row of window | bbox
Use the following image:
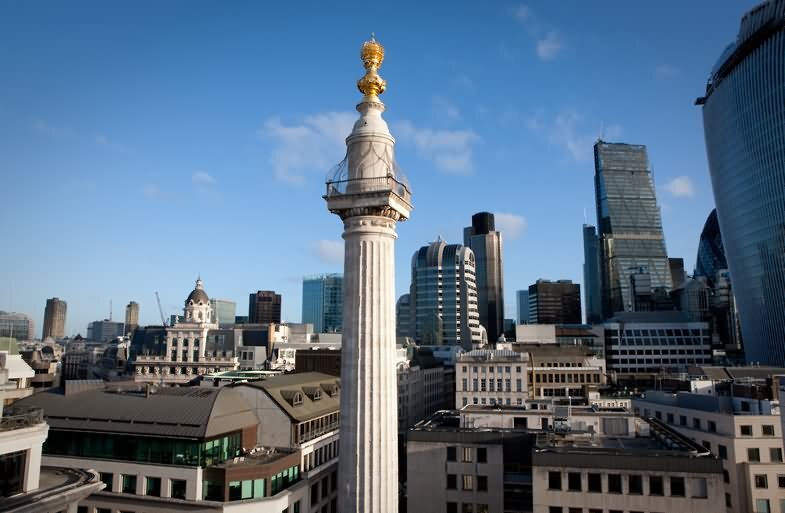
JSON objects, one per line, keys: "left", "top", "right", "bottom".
{"left": 310, "top": 471, "right": 338, "bottom": 507}
{"left": 98, "top": 472, "right": 185, "bottom": 499}
{"left": 547, "top": 508, "right": 683, "bottom": 513}
{"left": 753, "top": 474, "right": 785, "bottom": 489}
{"left": 462, "top": 396, "right": 524, "bottom": 406}
{"left": 546, "top": 471, "right": 707, "bottom": 498}
{"left": 303, "top": 440, "right": 339, "bottom": 471}
{"left": 534, "top": 373, "right": 601, "bottom": 384}
{"left": 446, "top": 446, "right": 488, "bottom": 463}
{"left": 462, "top": 365, "right": 523, "bottom": 374}
{"left": 463, "top": 378, "right": 522, "bottom": 392}
{"left": 645, "top": 406, "right": 779, "bottom": 438}
{"left": 445, "top": 502, "right": 488, "bottom": 513}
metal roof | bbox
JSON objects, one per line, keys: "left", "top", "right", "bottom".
{"left": 235, "top": 372, "right": 340, "bottom": 422}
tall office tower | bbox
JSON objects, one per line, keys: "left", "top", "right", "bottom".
{"left": 409, "top": 239, "right": 483, "bottom": 348}
{"left": 301, "top": 274, "right": 343, "bottom": 333}
{"left": 516, "top": 290, "right": 530, "bottom": 324}
{"left": 694, "top": 209, "right": 727, "bottom": 287}
{"left": 42, "top": 297, "right": 67, "bottom": 339}
{"left": 209, "top": 298, "right": 237, "bottom": 326}
{"left": 528, "top": 279, "right": 582, "bottom": 325}
{"left": 86, "top": 320, "right": 125, "bottom": 341}
{"left": 669, "top": 258, "right": 686, "bottom": 289}
{"left": 396, "top": 293, "right": 411, "bottom": 338}
{"left": 594, "top": 141, "right": 672, "bottom": 318}
{"left": 125, "top": 301, "right": 139, "bottom": 335}
{"left": 248, "top": 291, "right": 281, "bottom": 324}
{"left": 0, "top": 311, "right": 35, "bottom": 341}
{"left": 699, "top": 1, "right": 785, "bottom": 365}
{"left": 463, "top": 212, "right": 504, "bottom": 341}
{"left": 324, "top": 37, "right": 412, "bottom": 512}
{"left": 582, "top": 224, "right": 602, "bottom": 323}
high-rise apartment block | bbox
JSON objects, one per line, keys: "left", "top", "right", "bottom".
{"left": 594, "top": 141, "right": 672, "bottom": 318}
{"left": 528, "top": 279, "right": 581, "bottom": 325}
{"left": 582, "top": 223, "right": 602, "bottom": 324}
{"left": 124, "top": 301, "right": 139, "bottom": 335}
{"left": 210, "top": 298, "right": 237, "bottom": 326}
{"left": 42, "top": 297, "right": 67, "bottom": 339}
{"left": 0, "top": 311, "right": 35, "bottom": 341}
{"left": 248, "top": 291, "right": 281, "bottom": 324}
{"left": 464, "top": 212, "right": 505, "bottom": 341}
{"left": 410, "top": 239, "right": 483, "bottom": 348}
{"left": 301, "top": 274, "right": 343, "bottom": 333}
{"left": 699, "top": 1, "right": 785, "bottom": 365}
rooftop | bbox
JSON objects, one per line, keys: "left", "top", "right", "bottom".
{"left": 234, "top": 372, "right": 340, "bottom": 422}
{"left": 0, "top": 467, "right": 104, "bottom": 513}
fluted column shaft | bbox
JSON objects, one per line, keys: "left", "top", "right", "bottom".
{"left": 338, "top": 215, "right": 399, "bottom": 513}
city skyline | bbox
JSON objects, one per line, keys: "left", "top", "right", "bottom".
{"left": 0, "top": 1, "right": 758, "bottom": 336}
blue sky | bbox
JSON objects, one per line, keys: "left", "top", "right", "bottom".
{"left": 0, "top": 1, "right": 758, "bottom": 336}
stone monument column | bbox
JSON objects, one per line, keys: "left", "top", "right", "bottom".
{"left": 325, "top": 36, "right": 413, "bottom": 513}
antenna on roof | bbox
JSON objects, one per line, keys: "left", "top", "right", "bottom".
{"left": 598, "top": 120, "right": 605, "bottom": 142}
{"left": 583, "top": 208, "right": 588, "bottom": 225}
{"left": 109, "top": 299, "right": 113, "bottom": 321}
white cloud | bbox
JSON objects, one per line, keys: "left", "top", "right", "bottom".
{"left": 192, "top": 170, "right": 216, "bottom": 187}
{"left": 544, "top": 110, "right": 622, "bottom": 162}
{"left": 312, "top": 240, "right": 344, "bottom": 265}
{"left": 664, "top": 176, "right": 694, "bottom": 198}
{"left": 495, "top": 212, "right": 528, "bottom": 240}
{"left": 511, "top": 4, "right": 530, "bottom": 23}
{"left": 395, "top": 121, "right": 480, "bottom": 175}
{"left": 143, "top": 183, "right": 161, "bottom": 198}
{"left": 260, "top": 112, "right": 356, "bottom": 185}
{"left": 432, "top": 96, "right": 461, "bottom": 122}
{"left": 536, "top": 31, "right": 563, "bottom": 61}
{"left": 655, "top": 64, "right": 680, "bottom": 80}
{"left": 29, "top": 118, "right": 69, "bottom": 138}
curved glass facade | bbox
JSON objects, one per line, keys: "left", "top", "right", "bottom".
{"left": 701, "top": 0, "right": 785, "bottom": 365}
{"left": 694, "top": 209, "right": 727, "bottom": 285}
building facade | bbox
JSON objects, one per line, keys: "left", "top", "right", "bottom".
{"left": 86, "top": 320, "right": 125, "bottom": 342}
{"left": 694, "top": 209, "right": 728, "bottom": 284}
{"left": 582, "top": 224, "right": 602, "bottom": 324}
{"left": 125, "top": 301, "right": 139, "bottom": 335}
{"left": 464, "top": 212, "right": 505, "bottom": 342}
{"left": 594, "top": 141, "right": 672, "bottom": 318}
{"left": 699, "top": 1, "right": 785, "bottom": 365}
{"left": 248, "top": 291, "right": 281, "bottom": 325}
{"left": 410, "top": 239, "right": 483, "bottom": 348}
{"left": 456, "top": 349, "right": 529, "bottom": 407}
{"left": 528, "top": 280, "right": 581, "bottom": 325}
{"left": 516, "top": 290, "right": 529, "bottom": 325}
{"left": 301, "top": 274, "right": 343, "bottom": 333}
{"left": 42, "top": 297, "right": 67, "bottom": 340}
{"left": 210, "top": 299, "right": 237, "bottom": 326}
{"left": 0, "top": 312, "right": 34, "bottom": 342}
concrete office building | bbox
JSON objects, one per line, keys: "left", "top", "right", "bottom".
{"left": 516, "top": 290, "right": 530, "bottom": 325}
{"left": 397, "top": 353, "right": 449, "bottom": 430}
{"left": 125, "top": 301, "right": 139, "bottom": 335}
{"left": 594, "top": 142, "right": 672, "bottom": 318}
{"left": 42, "top": 297, "right": 67, "bottom": 339}
{"left": 0, "top": 338, "right": 34, "bottom": 405}
{"left": 86, "top": 319, "right": 125, "bottom": 342}
{"left": 301, "top": 274, "right": 343, "bottom": 333}
{"left": 210, "top": 299, "right": 237, "bottom": 326}
{"left": 634, "top": 386, "right": 785, "bottom": 513}
{"left": 410, "top": 239, "right": 483, "bottom": 348}
{"left": 464, "top": 212, "right": 505, "bottom": 341}
{"left": 670, "top": 257, "right": 687, "bottom": 289}
{"left": 528, "top": 280, "right": 581, "bottom": 325}
{"left": 582, "top": 224, "right": 602, "bottom": 324}
{"left": 699, "top": 0, "right": 785, "bottom": 365}
{"left": 396, "top": 293, "right": 411, "bottom": 338}
{"left": 248, "top": 291, "right": 281, "bottom": 325}
{"left": 0, "top": 312, "right": 35, "bottom": 342}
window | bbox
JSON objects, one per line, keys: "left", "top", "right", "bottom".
{"left": 99, "top": 472, "right": 113, "bottom": 491}
{"left": 548, "top": 471, "right": 562, "bottom": 490}
{"left": 778, "top": 475, "right": 785, "bottom": 488}
{"left": 770, "top": 448, "right": 783, "bottom": 462}
{"left": 702, "top": 441, "right": 711, "bottom": 451}
{"left": 549, "top": 508, "right": 562, "bottom": 513}
{"left": 741, "top": 425, "right": 753, "bottom": 436}
{"left": 447, "top": 446, "right": 456, "bottom": 461}
{"left": 122, "top": 474, "right": 137, "bottom": 494}
{"left": 763, "top": 425, "right": 775, "bottom": 436}
{"left": 477, "top": 447, "right": 487, "bottom": 463}
{"left": 708, "top": 420, "right": 717, "bottom": 433}
{"left": 723, "top": 470, "right": 730, "bottom": 483}
{"left": 446, "top": 474, "right": 456, "bottom": 490}
{"left": 667, "top": 413, "right": 674, "bottom": 424}
{"left": 146, "top": 476, "right": 161, "bottom": 497}
{"left": 587, "top": 473, "right": 602, "bottom": 492}
{"left": 516, "top": 379, "right": 522, "bottom": 392}
{"left": 462, "top": 447, "right": 472, "bottom": 462}
{"left": 749, "top": 448, "right": 761, "bottom": 462}
{"left": 693, "top": 418, "right": 701, "bottom": 430}
{"left": 755, "top": 475, "right": 769, "bottom": 488}
{"left": 628, "top": 474, "right": 642, "bottom": 494}
{"left": 332, "top": 471, "right": 337, "bottom": 491}
{"left": 755, "top": 499, "right": 770, "bottom": 513}
{"left": 679, "top": 415, "right": 687, "bottom": 426}
{"left": 462, "top": 475, "right": 473, "bottom": 491}
{"left": 478, "top": 475, "right": 488, "bottom": 492}
{"left": 692, "top": 477, "right": 707, "bottom": 498}
{"left": 718, "top": 444, "right": 728, "bottom": 459}
{"left": 447, "top": 503, "right": 458, "bottom": 513}
{"left": 567, "top": 472, "right": 581, "bottom": 491}
{"left": 670, "top": 476, "right": 685, "bottom": 497}
{"left": 608, "top": 474, "right": 622, "bottom": 493}
{"left": 725, "top": 493, "right": 732, "bottom": 508}
{"left": 311, "top": 483, "right": 319, "bottom": 506}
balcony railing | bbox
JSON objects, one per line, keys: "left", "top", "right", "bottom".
{"left": 326, "top": 175, "right": 411, "bottom": 203}
{"left": 0, "top": 406, "right": 45, "bottom": 431}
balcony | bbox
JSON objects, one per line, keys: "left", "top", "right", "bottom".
{"left": 326, "top": 174, "right": 411, "bottom": 204}
{"left": 0, "top": 406, "right": 44, "bottom": 432}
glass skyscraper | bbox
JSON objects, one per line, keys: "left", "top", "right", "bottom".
{"left": 582, "top": 224, "right": 602, "bottom": 323}
{"left": 594, "top": 141, "right": 672, "bottom": 318}
{"left": 699, "top": 0, "right": 785, "bottom": 365}
{"left": 463, "top": 212, "right": 504, "bottom": 341}
{"left": 694, "top": 209, "right": 727, "bottom": 286}
{"left": 301, "top": 274, "right": 343, "bottom": 333}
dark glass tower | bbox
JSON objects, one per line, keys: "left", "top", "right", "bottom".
{"left": 463, "top": 212, "right": 505, "bottom": 341}
{"left": 699, "top": 0, "right": 785, "bottom": 365}
{"left": 594, "top": 141, "right": 672, "bottom": 318}
{"left": 694, "top": 209, "right": 727, "bottom": 286}
{"left": 582, "top": 224, "right": 602, "bottom": 323}
{"left": 528, "top": 279, "right": 581, "bottom": 325}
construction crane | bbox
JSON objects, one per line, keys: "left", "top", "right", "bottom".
{"left": 155, "top": 291, "right": 168, "bottom": 326}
